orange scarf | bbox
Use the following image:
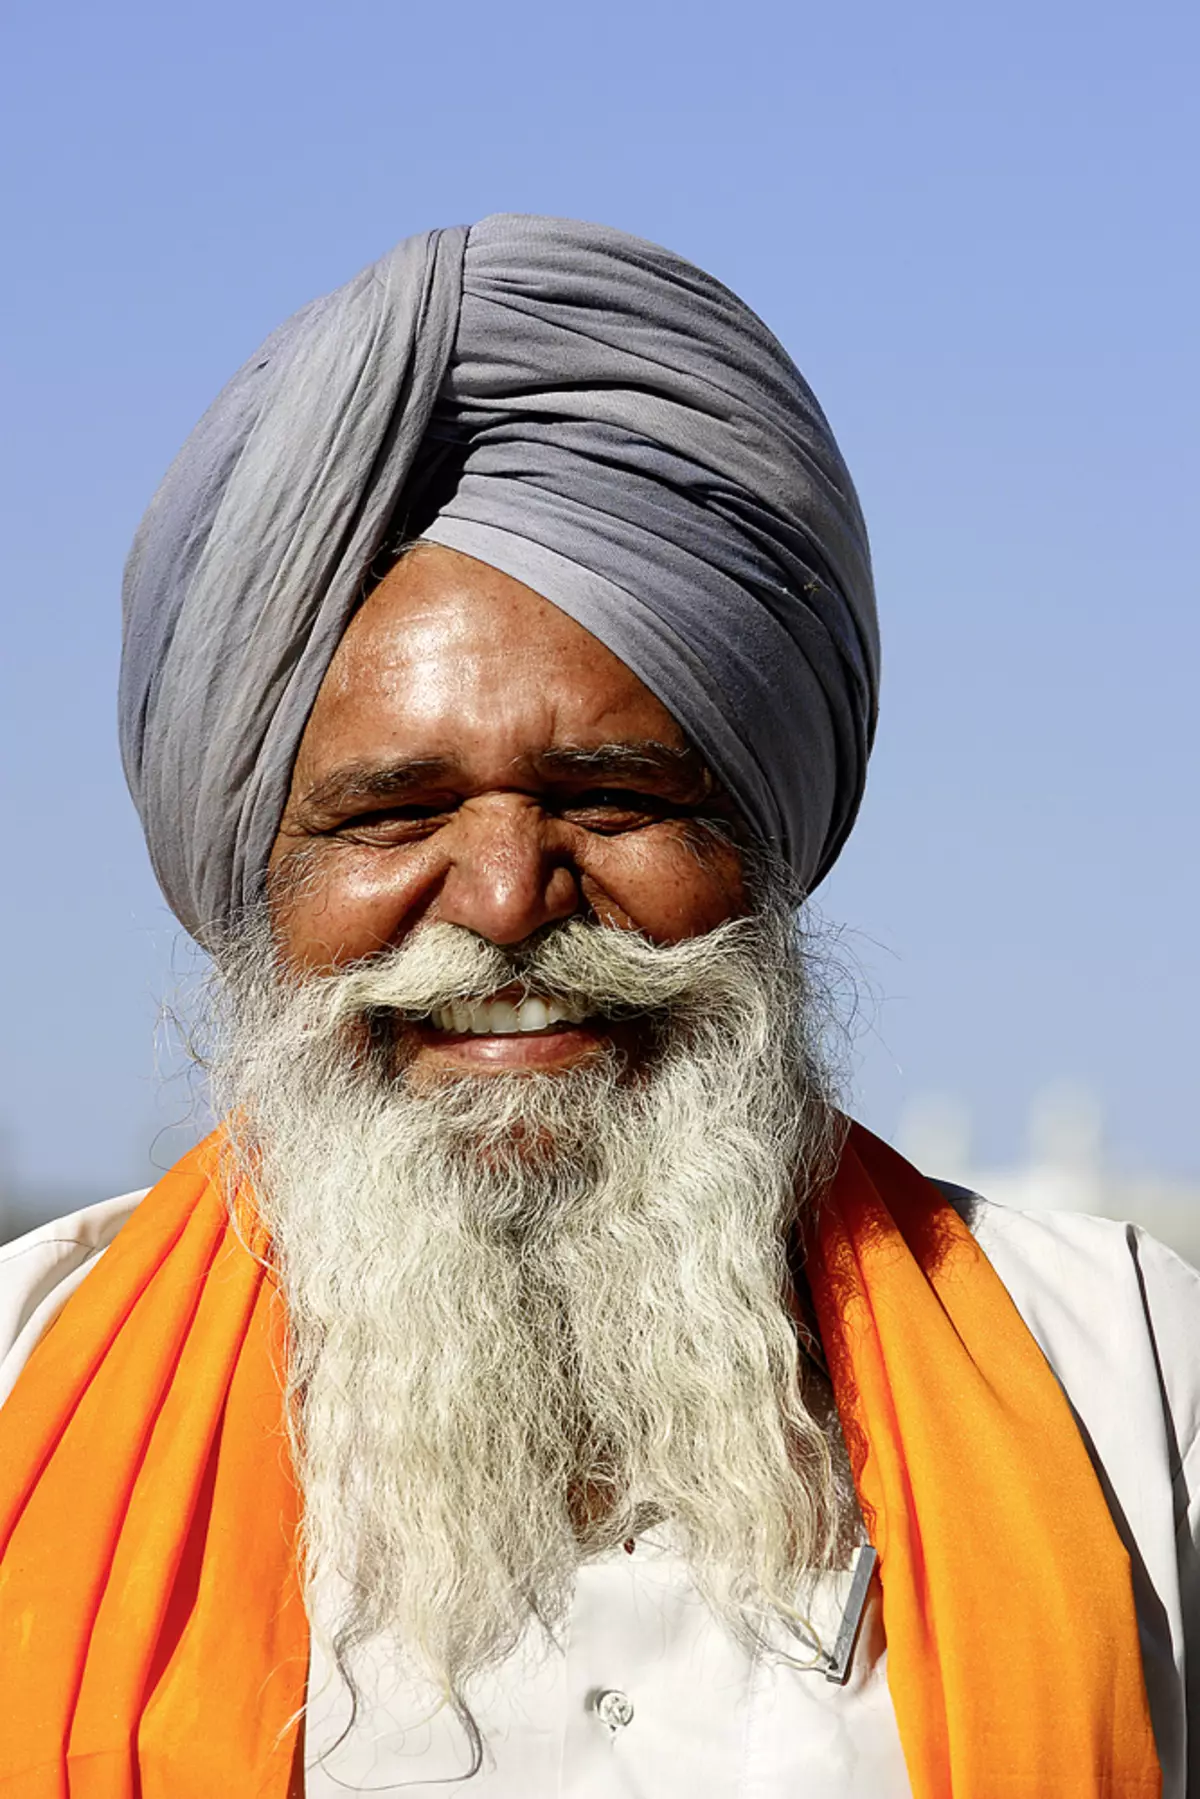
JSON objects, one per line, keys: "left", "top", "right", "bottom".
{"left": 0, "top": 1124, "right": 1160, "bottom": 1796}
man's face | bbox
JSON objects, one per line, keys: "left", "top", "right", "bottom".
{"left": 269, "top": 542, "right": 748, "bottom": 1076}
{"left": 243, "top": 549, "right": 840, "bottom": 1698}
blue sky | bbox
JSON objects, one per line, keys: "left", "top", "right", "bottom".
{"left": 1, "top": 0, "right": 1196, "bottom": 1203}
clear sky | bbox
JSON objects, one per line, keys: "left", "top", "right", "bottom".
{"left": 1, "top": 0, "right": 1196, "bottom": 1206}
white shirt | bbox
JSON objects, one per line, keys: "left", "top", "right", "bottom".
{"left": 3, "top": 1185, "right": 1198, "bottom": 1797}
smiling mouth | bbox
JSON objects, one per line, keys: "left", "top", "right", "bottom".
{"left": 426, "top": 994, "right": 593, "bottom": 1037}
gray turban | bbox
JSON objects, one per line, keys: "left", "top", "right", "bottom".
{"left": 121, "top": 215, "right": 878, "bottom": 943}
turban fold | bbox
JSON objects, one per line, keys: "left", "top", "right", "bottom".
{"left": 120, "top": 215, "right": 878, "bottom": 942}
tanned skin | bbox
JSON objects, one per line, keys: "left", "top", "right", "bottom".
{"left": 268, "top": 543, "right": 749, "bottom": 1081}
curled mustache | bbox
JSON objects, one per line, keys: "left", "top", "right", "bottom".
{"left": 286, "top": 913, "right": 792, "bottom": 1038}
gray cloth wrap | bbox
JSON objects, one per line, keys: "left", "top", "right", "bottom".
{"left": 120, "top": 215, "right": 879, "bottom": 943}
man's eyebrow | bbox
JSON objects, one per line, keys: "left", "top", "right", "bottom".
{"left": 295, "top": 741, "right": 712, "bottom": 817}
{"left": 297, "top": 757, "right": 459, "bottom": 815}
{"left": 535, "top": 740, "right": 709, "bottom": 786}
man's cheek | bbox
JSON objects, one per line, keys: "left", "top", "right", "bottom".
{"left": 581, "top": 842, "right": 746, "bottom": 942}
{"left": 274, "top": 856, "right": 431, "bottom": 972}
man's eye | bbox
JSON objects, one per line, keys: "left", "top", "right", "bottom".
{"left": 336, "top": 804, "right": 451, "bottom": 835}
{"left": 576, "top": 789, "right": 640, "bottom": 808}
{"left": 562, "top": 790, "right": 672, "bottom": 827}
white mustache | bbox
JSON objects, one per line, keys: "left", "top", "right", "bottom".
{"left": 318, "top": 915, "right": 777, "bottom": 1030}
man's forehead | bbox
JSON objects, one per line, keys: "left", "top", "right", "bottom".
{"left": 289, "top": 547, "right": 707, "bottom": 800}
{"left": 324, "top": 542, "right": 650, "bottom": 698}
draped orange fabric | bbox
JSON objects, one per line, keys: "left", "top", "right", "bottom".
{"left": 809, "top": 1124, "right": 1160, "bottom": 1797}
{"left": 0, "top": 1138, "right": 306, "bottom": 1797}
{"left": 0, "top": 1122, "right": 1161, "bottom": 1795}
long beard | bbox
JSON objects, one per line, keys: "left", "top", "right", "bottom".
{"left": 209, "top": 902, "right": 847, "bottom": 1707}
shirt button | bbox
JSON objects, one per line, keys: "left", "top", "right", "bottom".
{"left": 594, "top": 1688, "right": 635, "bottom": 1733}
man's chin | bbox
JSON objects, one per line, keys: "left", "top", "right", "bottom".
{"left": 469, "top": 1119, "right": 576, "bottom": 1178}
{"left": 382, "top": 1045, "right": 624, "bottom": 1182}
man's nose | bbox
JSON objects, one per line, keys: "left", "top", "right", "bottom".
{"left": 433, "top": 798, "right": 580, "bottom": 945}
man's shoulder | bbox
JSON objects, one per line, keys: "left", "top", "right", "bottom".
{"left": 935, "top": 1179, "right": 1200, "bottom": 1482}
{"left": 941, "top": 1180, "right": 1200, "bottom": 1320}
{"left": 0, "top": 1190, "right": 147, "bottom": 1407}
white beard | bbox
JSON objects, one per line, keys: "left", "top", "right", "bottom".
{"left": 209, "top": 903, "right": 847, "bottom": 1711}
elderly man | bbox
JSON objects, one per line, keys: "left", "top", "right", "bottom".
{"left": 0, "top": 217, "right": 1195, "bottom": 1799}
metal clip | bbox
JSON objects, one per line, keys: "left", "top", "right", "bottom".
{"left": 823, "top": 1544, "right": 877, "bottom": 1684}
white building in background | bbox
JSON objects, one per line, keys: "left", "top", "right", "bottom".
{"left": 897, "top": 1082, "right": 1200, "bottom": 1270}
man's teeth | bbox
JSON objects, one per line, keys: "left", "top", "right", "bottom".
{"left": 429, "top": 996, "right": 590, "bottom": 1036}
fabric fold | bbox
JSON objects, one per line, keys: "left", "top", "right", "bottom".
{"left": 0, "top": 1140, "right": 305, "bottom": 1796}
{"left": 810, "top": 1125, "right": 1161, "bottom": 1796}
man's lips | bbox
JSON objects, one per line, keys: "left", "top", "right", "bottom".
{"left": 407, "top": 987, "right": 629, "bottom": 1070}
{"left": 411, "top": 1020, "right": 611, "bottom": 1070}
